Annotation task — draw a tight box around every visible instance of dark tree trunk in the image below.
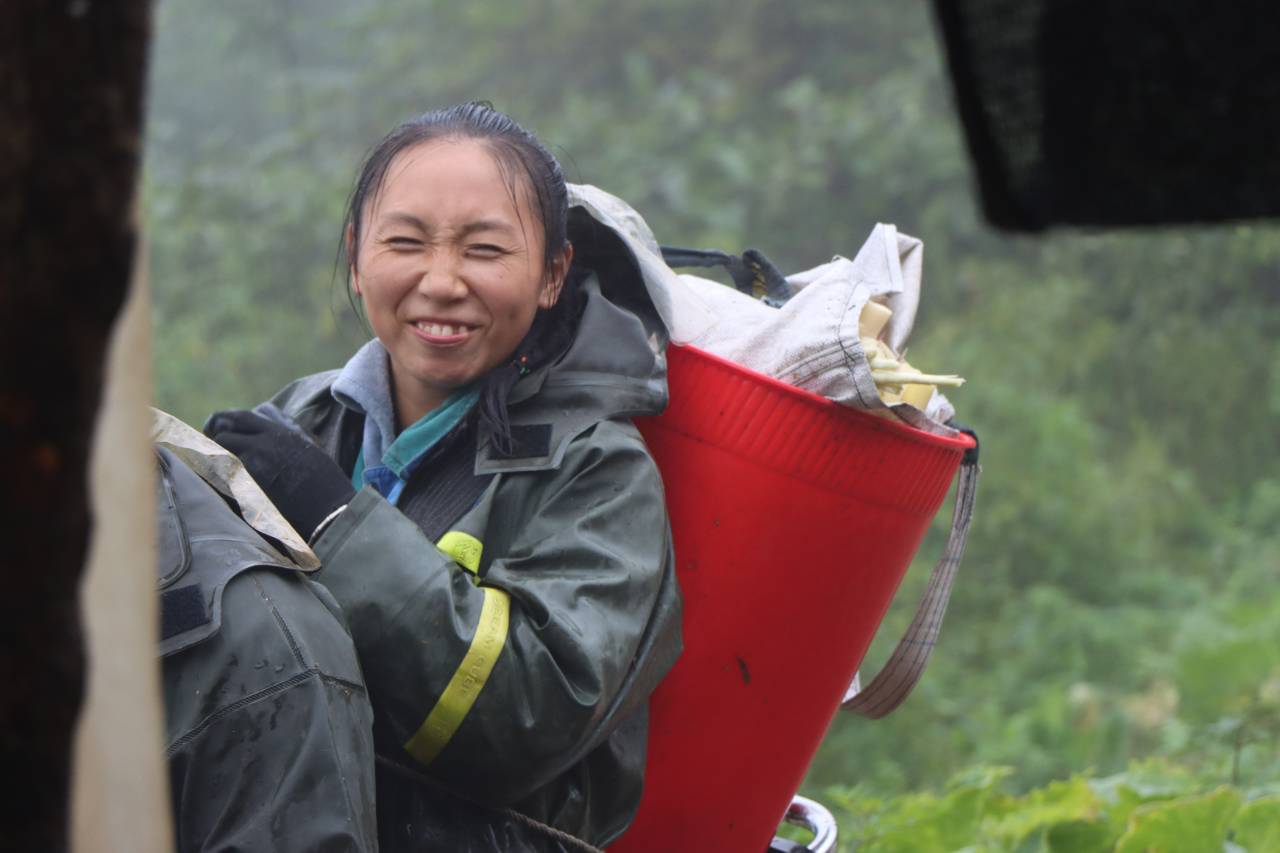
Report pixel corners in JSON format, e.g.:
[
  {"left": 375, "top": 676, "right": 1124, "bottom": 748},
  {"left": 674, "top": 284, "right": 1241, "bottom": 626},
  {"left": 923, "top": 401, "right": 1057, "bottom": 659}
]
[{"left": 0, "top": 2, "right": 152, "bottom": 848}]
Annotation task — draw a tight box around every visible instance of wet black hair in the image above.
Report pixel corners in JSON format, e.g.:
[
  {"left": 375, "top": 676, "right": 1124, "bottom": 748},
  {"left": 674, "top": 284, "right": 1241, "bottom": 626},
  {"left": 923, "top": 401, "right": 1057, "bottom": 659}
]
[{"left": 340, "top": 101, "right": 582, "bottom": 454}]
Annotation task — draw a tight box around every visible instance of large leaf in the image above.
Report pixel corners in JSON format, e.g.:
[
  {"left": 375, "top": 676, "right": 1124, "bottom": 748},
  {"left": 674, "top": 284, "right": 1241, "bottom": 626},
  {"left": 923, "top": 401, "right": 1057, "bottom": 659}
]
[
  {"left": 1115, "top": 788, "right": 1242, "bottom": 853},
  {"left": 1231, "top": 797, "right": 1280, "bottom": 853},
  {"left": 983, "top": 777, "right": 1102, "bottom": 846}
]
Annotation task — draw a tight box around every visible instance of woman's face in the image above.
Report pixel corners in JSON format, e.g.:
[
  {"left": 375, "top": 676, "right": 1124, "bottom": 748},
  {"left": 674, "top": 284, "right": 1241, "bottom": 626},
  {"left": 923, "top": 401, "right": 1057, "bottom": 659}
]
[{"left": 352, "top": 138, "right": 568, "bottom": 424}]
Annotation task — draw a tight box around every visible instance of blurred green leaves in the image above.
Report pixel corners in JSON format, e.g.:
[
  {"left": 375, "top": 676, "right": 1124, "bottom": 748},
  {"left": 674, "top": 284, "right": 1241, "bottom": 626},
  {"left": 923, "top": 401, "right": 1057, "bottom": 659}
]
[{"left": 827, "top": 764, "right": 1280, "bottom": 852}]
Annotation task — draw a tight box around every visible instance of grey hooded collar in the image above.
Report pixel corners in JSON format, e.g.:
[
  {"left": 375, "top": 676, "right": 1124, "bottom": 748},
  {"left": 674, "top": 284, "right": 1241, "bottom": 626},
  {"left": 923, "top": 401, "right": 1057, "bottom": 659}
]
[
  {"left": 473, "top": 186, "right": 677, "bottom": 474},
  {"left": 331, "top": 338, "right": 400, "bottom": 471}
]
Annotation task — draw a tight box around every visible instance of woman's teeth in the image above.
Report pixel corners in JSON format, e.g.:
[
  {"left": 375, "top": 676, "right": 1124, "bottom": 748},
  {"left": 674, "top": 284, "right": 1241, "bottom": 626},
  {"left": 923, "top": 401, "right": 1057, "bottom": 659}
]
[{"left": 417, "top": 322, "right": 468, "bottom": 337}]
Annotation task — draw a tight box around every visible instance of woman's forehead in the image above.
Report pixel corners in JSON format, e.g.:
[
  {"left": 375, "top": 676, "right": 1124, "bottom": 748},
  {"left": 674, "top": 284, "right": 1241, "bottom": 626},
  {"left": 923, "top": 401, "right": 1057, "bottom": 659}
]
[{"left": 372, "top": 138, "right": 535, "bottom": 229}]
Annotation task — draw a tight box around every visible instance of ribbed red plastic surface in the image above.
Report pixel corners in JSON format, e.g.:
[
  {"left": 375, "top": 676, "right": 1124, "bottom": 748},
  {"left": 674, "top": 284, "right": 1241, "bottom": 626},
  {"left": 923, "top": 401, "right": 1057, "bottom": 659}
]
[{"left": 612, "top": 344, "right": 973, "bottom": 852}]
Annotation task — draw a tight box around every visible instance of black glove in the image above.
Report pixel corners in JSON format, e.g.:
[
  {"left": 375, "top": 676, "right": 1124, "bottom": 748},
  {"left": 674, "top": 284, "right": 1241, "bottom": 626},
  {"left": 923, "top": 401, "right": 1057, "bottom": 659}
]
[{"left": 204, "top": 409, "right": 356, "bottom": 540}]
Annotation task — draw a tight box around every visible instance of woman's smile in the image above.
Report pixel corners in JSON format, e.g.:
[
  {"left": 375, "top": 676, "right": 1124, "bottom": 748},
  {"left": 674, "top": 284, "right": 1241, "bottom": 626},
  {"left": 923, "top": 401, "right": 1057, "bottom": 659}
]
[{"left": 410, "top": 319, "right": 478, "bottom": 345}]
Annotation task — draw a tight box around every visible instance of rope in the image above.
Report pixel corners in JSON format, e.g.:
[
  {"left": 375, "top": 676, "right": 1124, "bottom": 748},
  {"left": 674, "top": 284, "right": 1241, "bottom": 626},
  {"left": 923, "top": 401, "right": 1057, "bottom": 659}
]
[{"left": 374, "top": 755, "right": 605, "bottom": 853}]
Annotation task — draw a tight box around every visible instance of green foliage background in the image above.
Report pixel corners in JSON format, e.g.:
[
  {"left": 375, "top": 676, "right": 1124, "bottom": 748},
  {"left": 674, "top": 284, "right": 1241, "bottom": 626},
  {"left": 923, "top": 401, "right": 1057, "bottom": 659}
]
[{"left": 147, "top": 1, "right": 1280, "bottom": 848}]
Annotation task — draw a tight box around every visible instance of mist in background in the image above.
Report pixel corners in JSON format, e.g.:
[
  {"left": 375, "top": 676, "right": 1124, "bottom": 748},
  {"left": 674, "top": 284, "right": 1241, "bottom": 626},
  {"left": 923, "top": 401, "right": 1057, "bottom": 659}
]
[{"left": 145, "top": 0, "right": 1280, "bottom": 833}]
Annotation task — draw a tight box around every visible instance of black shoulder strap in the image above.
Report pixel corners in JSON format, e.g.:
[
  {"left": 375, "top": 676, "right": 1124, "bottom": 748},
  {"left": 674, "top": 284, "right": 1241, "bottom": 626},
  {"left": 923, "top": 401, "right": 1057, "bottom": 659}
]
[{"left": 661, "top": 245, "right": 792, "bottom": 307}]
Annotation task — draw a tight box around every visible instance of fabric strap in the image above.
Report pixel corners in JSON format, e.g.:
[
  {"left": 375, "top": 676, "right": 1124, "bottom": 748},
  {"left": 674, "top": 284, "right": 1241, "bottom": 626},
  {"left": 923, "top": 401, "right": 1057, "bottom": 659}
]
[{"left": 842, "top": 454, "right": 980, "bottom": 718}]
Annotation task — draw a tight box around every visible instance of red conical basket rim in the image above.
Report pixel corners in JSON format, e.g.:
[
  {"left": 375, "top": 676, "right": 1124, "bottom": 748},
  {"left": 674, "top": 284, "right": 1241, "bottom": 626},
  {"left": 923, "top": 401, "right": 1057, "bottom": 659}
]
[{"left": 664, "top": 343, "right": 976, "bottom": 453}]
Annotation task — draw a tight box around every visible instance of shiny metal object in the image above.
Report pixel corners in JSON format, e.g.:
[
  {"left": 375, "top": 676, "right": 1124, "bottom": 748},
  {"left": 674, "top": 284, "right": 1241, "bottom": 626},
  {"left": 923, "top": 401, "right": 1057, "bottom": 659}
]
[{"left": 769, "top": 794, "right": 838, "bottom": 853}]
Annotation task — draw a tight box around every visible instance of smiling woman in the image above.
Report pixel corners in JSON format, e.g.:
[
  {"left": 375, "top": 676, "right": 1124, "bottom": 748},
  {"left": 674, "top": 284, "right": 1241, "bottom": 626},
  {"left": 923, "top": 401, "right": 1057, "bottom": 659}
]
[
  {"left": 351, "top": 137, "right": 571, "bottom": 427},
  {"left": 204, "top": 102, "right": 682, "bottom": 852}
]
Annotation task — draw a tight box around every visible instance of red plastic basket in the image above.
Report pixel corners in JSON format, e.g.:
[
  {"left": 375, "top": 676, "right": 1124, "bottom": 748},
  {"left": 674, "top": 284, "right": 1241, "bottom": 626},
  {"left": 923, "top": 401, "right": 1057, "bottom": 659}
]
[{"left": 613, "top": 343, "right": 975, "bottom": 851}]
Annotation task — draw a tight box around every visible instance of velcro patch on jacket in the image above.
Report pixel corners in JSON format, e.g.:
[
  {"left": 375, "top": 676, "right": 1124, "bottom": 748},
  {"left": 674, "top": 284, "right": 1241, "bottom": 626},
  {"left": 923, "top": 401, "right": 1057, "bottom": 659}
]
[
  {"left": 490, "top": 424, "right": 552, "bottom": 460},
  {"left": 160, "top": 585, "right": 209, "bottom": 641}
]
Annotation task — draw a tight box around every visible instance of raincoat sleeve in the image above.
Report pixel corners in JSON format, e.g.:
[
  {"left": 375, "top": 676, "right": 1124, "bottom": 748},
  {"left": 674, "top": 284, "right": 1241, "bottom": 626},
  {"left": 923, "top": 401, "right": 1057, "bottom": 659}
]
[
  {"left": 309, "top": 418, "right": 682, "bottom": 805},
  {"left": 163, "top": 570, "right": 378, "bottom": 852}
]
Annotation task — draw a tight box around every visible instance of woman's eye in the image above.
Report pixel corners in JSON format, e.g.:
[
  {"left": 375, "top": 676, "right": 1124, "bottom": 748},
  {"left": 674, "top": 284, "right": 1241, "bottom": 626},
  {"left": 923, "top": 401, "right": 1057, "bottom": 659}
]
[
  {"left": 385, "top": 236, "right": 421, "bottom": 248},
  {"left": 468, "top": 244, "right": 506, "bottom": 259}
]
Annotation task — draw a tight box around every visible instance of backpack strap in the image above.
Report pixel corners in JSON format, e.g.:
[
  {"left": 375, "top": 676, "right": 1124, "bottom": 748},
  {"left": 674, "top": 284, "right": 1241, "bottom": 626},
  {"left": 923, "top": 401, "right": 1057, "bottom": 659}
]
[
  {"left": 661, "top": 245, "right": 792, "bottom": 307},
  {"left": 842, "top": 428, "right": 980, "bottom": 718}
]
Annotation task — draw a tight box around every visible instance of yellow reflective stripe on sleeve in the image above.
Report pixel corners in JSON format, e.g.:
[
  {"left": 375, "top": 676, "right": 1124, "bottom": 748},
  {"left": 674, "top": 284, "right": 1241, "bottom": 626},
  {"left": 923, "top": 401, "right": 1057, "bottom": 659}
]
[
  {"left": 403, "top": 585, "right": 510, "bottom": 765},
  {"left": 436, "top": 530, "right": 483, "bottom": 575}
]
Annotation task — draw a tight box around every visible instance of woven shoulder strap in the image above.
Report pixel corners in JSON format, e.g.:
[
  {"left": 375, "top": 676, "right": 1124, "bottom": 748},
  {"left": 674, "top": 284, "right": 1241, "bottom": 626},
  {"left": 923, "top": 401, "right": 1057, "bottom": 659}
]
[{"left": 843, "top": 449, "right": 980, "bottom": 719}]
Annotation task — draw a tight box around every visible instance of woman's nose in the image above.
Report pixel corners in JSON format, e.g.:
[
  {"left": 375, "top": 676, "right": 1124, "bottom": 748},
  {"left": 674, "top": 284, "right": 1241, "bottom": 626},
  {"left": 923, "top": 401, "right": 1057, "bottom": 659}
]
[{"left": 415, "top": 256, "right": 467, "bottom": 300}]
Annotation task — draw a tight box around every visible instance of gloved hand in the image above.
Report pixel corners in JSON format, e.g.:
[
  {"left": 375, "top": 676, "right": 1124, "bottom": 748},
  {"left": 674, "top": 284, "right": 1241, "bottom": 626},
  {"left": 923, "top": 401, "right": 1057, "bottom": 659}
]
[{"left": 204, "top": 409, "right": 356, "bottom": 540}]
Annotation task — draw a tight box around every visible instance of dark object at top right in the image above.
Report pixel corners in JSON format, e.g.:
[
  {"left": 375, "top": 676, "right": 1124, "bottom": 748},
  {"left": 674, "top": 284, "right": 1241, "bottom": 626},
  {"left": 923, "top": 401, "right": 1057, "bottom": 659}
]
[{"left": 931, "top": 0, "right": 1280, "bottom": 231}]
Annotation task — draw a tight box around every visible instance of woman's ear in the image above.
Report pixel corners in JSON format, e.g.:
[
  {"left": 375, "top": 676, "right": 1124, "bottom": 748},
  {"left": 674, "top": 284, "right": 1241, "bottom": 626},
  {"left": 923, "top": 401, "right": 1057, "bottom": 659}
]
[{"left": 538, "top": 242, "right": 573, "bottom": 309}]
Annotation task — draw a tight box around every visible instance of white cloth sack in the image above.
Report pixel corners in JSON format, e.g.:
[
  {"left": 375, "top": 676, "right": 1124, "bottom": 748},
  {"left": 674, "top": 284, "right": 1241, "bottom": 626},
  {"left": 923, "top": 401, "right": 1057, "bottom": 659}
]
[{"left": 567, "top": 184, "right": 957, "bottom": 435}]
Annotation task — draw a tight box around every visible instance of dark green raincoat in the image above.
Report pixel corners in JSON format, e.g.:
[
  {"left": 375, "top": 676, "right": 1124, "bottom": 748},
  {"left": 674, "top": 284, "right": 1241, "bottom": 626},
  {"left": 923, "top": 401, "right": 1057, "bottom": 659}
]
[
  {"left": 268, "top": 195, "right": 684, "bottom": 850},
  {"left": 156, "top": 446, "right": 378, "bottom": 852}
]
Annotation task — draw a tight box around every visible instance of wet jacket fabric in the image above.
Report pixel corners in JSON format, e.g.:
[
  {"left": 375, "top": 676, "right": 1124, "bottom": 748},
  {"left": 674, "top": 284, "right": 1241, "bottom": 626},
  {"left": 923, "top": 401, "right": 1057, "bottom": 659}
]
[
  {"left": 268, "top": 196, "right": 684, "bottom": 850},
  {"left": 156, "top": 446, "right": 378, "bottom": 852}
]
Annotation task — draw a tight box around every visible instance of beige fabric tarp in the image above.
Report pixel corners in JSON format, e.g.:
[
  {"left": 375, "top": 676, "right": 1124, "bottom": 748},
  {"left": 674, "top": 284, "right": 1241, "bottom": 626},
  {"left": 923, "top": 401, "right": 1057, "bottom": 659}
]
[
  {"left": 567, "top": 184, "right": 956, "bottom": 435},
  {"left": 150, "top": 411, "right": 319, "bottom": 571}
]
